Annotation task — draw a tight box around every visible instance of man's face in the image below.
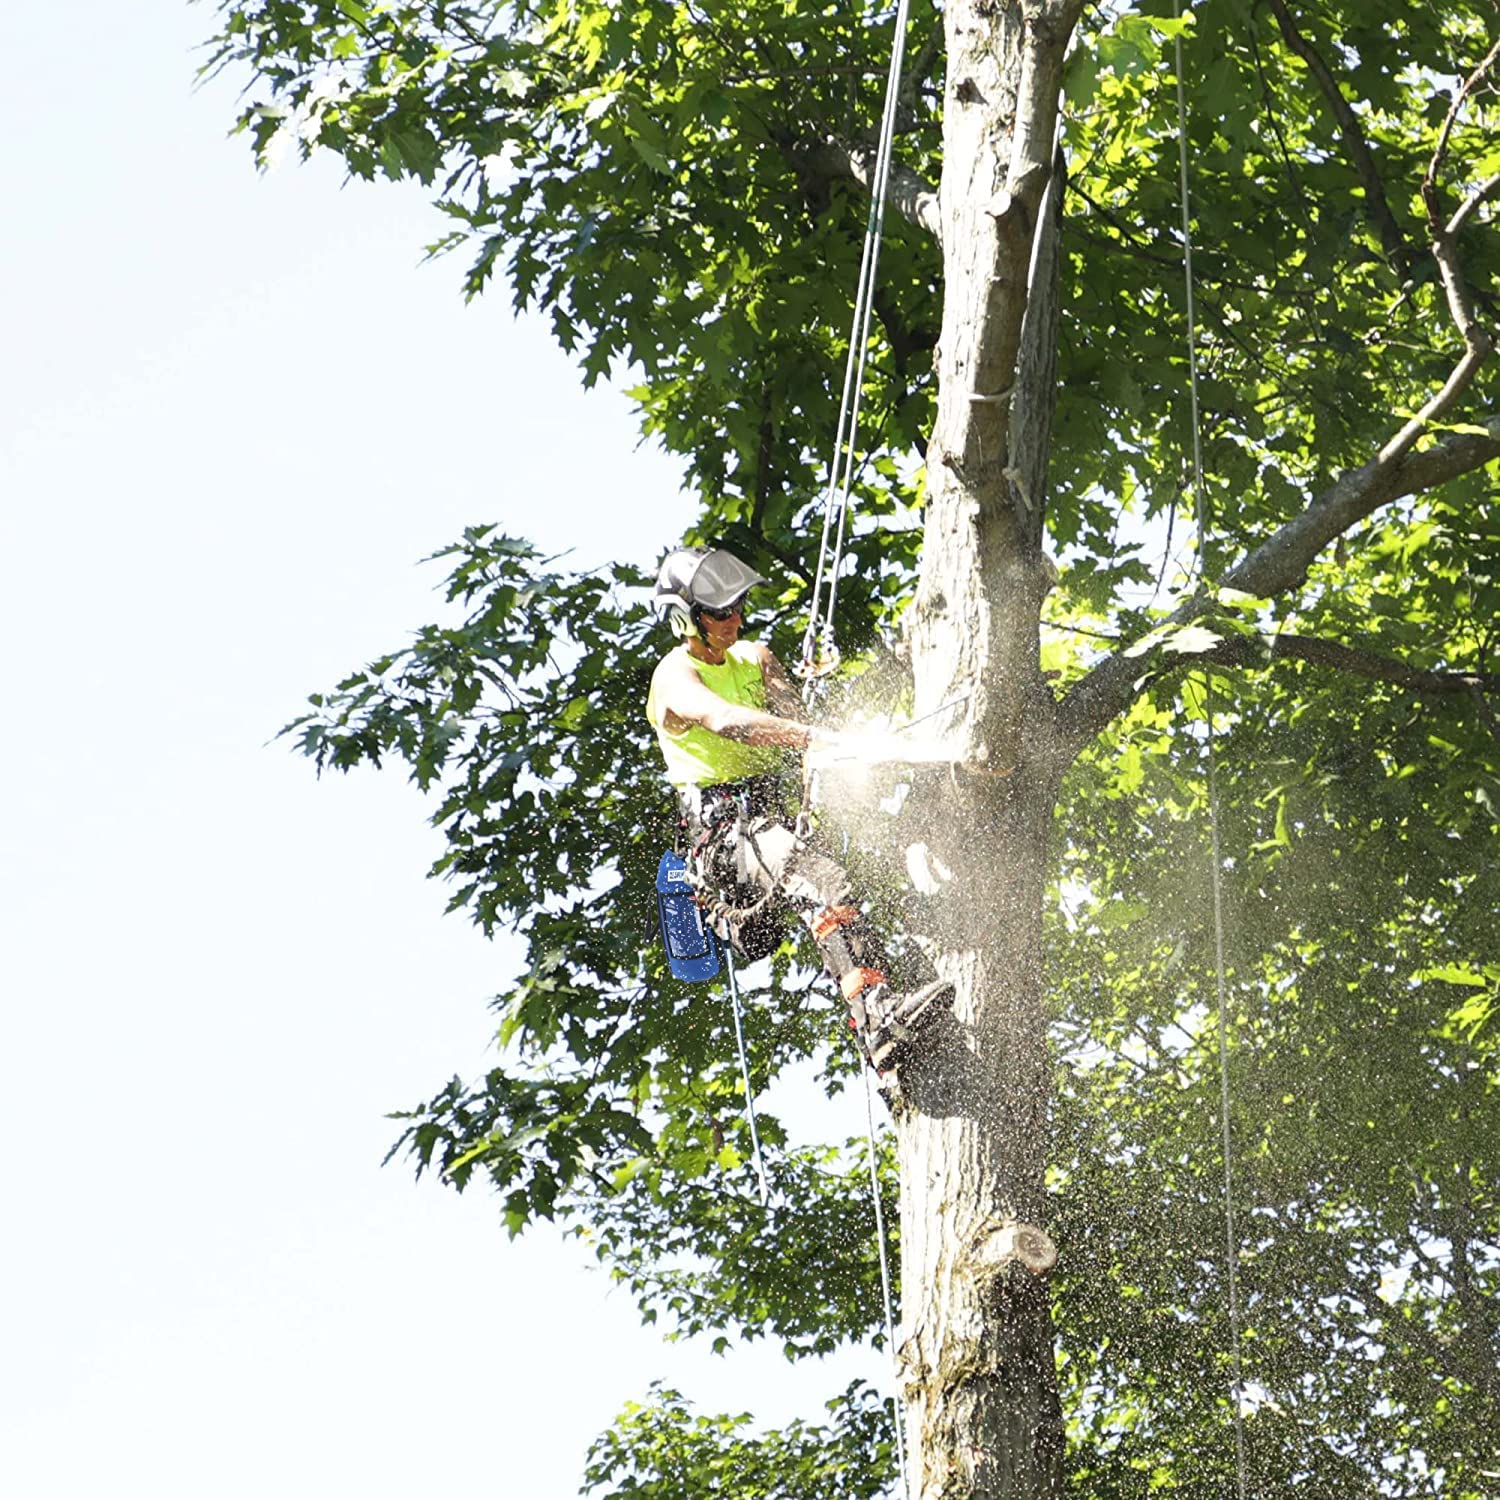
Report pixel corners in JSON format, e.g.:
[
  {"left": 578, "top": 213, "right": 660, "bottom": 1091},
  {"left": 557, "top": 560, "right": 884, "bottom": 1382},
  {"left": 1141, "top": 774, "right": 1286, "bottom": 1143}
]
[{"left": 698, "top": 596, "right": 745, "bottom": 651}]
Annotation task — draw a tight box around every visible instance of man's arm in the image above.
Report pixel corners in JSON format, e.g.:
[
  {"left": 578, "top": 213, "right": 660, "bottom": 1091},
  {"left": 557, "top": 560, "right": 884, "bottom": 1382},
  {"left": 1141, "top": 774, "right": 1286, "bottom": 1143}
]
[
  {"left": 754, "top": 644, "right": 808, "bottom": 722},
  {"left": 656, "top": 649, "right": 814, "bottom": 749}
]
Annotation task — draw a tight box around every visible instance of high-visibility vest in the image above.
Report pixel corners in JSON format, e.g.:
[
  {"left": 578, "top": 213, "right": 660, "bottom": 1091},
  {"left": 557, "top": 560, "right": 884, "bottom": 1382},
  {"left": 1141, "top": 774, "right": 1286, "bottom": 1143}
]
[{"left": 645, "top": 641, "right": 786, "bottom": 788}]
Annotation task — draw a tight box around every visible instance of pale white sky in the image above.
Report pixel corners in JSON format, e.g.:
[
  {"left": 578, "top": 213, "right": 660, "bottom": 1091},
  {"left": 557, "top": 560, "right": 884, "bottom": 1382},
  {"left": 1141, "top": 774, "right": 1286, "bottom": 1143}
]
[{"left": 0, "top": 4, "right": 880, "bottom": 1496}]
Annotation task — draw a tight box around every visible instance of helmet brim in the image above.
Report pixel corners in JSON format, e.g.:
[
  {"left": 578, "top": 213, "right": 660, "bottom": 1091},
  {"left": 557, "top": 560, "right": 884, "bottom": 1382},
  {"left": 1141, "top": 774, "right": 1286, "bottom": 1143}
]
[{"left": 691, "top": 550, "right": 767, "bottom": 610}]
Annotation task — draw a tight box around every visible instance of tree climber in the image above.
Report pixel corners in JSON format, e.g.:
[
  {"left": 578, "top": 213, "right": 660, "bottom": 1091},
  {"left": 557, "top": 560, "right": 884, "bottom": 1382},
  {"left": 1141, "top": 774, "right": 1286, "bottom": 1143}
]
[{"left": 647, "top": 545, "right": 954, "bottom": 1082}]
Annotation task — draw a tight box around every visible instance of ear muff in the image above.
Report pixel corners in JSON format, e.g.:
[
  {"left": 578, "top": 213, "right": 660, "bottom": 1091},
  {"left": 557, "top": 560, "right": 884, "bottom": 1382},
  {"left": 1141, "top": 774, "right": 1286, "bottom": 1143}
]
[{"left": 666, "top": 601, "right": 698, "bottom": 639}]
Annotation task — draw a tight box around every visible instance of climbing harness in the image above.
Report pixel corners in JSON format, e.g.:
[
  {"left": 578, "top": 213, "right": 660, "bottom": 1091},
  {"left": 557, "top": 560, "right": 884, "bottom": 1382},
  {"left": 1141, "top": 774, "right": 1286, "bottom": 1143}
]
[
  {"left": 684, "top": 778, "right": 792, "bottom": 962},
  {"left": 1173, "top": 8, "right": 1250, "bottom": 1495},
  {"left": 800, "top": 0, "right": 915, "bottom": 682}
]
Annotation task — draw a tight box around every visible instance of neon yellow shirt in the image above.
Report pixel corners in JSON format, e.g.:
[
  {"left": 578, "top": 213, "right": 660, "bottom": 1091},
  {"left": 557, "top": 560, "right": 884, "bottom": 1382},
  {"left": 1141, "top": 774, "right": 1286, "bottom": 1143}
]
[{"left": 645, "top": 641, "right": 787, "bottom": 788}]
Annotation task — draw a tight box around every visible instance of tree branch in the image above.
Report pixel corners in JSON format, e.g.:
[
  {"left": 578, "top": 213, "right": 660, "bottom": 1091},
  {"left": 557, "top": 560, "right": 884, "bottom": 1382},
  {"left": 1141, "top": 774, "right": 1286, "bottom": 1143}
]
[
  {"left": 1056, "top": 411, "right": 1500, "bottom": 753},
  {"left": 1343, "top": 1261, "right": 1500, "bottom": 1413},
  {"left": 795, "top": 136, "right": 943, "bottom": 242},
  {"left": 1273, "top": 634, "right": 1500, "bottom": 694},
  {"left": 1225, "top": 416, "right": 1500, "bottom": 601},
  {"left": 1008, "top": 144, "right": 1065, "bottom": 546},
  {"left": 898, "top": 17, "right": 945, "bottom": 128},
  {"left": 1207, "top": 631, "right": 1500, "bottom": 696},
  {"left": 871, "top": 287, "right": 938, "bottom": 374},
  {"left": 721, "top": 520, "right": 812, "bottom": 588},
  {"left": 1425, "top": 39, "right": 1500, "bottom": 206},
  {"left": 1471, "top": 682, "right": 1500, "bottom": 744},
  {"left": 1448, "top": 172, "right": 1500, "bottom": 241},
  {"left": 1420, "top": 40, "right": 1500, "bottom": 371},
  {"left": 1264, "top": 0, "right": 1413, "bottom": 275}
]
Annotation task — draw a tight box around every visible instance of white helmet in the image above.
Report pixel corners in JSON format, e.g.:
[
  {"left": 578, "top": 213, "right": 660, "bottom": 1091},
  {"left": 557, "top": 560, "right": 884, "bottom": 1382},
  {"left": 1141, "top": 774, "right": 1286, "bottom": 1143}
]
[{"left": 653, "top": 547, "right": 767, "bottom": 638}]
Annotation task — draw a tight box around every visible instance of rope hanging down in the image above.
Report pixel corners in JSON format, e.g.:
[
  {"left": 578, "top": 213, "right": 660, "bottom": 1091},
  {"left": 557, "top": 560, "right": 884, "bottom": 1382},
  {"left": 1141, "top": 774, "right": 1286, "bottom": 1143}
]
[
  {"left": 722, "top": 948, "right": 772, "bottom": 1207},
  {"left": 800, "top": 0, "right": 914, "bottom": 680},
  {"left": 795, "top": 12, "right": 921, "bottom": 1489},
  {"left": 862, "top": 1064, "right": 911, "bottom": 1499},
  {"left": 1173, "top": 10, "right": 1250, "bottom": 1496}
]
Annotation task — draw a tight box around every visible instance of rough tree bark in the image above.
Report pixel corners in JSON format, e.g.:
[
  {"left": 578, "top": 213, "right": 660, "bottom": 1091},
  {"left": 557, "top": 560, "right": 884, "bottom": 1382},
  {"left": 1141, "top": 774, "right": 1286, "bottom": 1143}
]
[{"left": 897, "top": 3, "right": 1085, "bottom": 1495}]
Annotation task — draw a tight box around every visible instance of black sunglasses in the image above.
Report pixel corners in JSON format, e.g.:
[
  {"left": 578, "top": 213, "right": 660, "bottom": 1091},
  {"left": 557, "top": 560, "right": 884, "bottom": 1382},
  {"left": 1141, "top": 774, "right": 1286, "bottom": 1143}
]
[{"left": 698, "top": 597, "right": 746, "bottom": 621}]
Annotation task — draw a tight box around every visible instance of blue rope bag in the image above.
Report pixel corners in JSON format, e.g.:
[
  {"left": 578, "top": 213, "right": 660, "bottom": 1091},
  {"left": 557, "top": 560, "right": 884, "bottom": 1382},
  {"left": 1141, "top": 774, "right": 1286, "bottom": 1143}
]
[{"left": 655, "top": 850, "right": 721, "bottom": 982}]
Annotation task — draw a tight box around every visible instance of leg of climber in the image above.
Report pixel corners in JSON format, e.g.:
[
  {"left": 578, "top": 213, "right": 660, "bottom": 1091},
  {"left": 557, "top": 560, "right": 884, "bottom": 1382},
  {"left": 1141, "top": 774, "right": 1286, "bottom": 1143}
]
[
  {"left": 808, "top": 903, "right": 952, "bottom": 1074},
  {"left": 730, "top": 813, "right": 954, "bottom": 1076}
]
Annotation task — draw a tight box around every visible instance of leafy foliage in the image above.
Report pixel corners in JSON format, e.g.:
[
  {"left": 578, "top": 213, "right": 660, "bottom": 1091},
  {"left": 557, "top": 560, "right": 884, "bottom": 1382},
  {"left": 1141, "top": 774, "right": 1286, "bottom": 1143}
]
[
  {"left": 1056, "top": 0, "right": 1500, "bottom": 607},
  {"left": 202, "top": 0, "right": 937, "bottom": 642},
  {"left": 1050, "top": 648, "right": 1499, "bottom": 1493},
  {"left": 582, "top": 1382, "right": 899, "bottom": 1499},
  {"left": 283, "top": 529, "right": 1498, "bottom": 1494},
  {"left": 213, "top": 0, "right": 1500, "bottom": 1492}
]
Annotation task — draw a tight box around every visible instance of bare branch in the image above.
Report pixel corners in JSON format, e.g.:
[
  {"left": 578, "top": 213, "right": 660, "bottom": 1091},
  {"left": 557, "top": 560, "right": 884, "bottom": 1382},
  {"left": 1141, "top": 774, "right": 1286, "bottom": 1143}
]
[
  {"left": 1320, "top": 48, "right": 1500, "bottom": 503},
  {"left": 1373, "top": 339, "right": 1493, "bottom": 475},
  {"left": 1062, "top": 626, "right": 1499, "bottom": 755},
  {"left": 1009, "top": 145, "right": 1065, "bottom": 545},
  {"left": 1425, "top": 39, "right": 1500, "bottom": 207},
  {"left": 1447, "top": 172, "right": 1500, "bottom": 240},
  {"left": 1418, "top": 44, "right": 1500, "bottom": 384},
  {"left": 1225, "top": 417, "right": 1500, "bottom": 601},
  {"left": 1055, "top": 412, "right": 1500, "bottom": 752},
  {"left": 898, "top": 17, "right": 945, "bottom": 125},
  {"left": 1265, "top": 0, "right": 1413, "bottom": 274},
  {"left": 1208, "top": 631, "right": 1500, "bottom": 696},
  {"left": 796, "top": 136, "right": 943, "bottom": 242},
  {"left": 871, "top": 286, "right": 939, "bottom": 372}
]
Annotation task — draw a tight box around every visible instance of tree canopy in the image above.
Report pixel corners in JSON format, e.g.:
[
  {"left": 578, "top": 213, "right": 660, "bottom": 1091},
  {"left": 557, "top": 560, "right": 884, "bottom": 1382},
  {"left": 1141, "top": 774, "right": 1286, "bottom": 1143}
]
[{"left": 206, "top": 0, "right": 1500, "bottom": 1493}]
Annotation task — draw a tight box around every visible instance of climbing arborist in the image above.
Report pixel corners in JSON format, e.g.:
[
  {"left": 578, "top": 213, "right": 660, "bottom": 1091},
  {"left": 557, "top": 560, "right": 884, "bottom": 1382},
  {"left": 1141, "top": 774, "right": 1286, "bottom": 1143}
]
[{"left": 646, "top": 544, "right": 953, "bottom": 1083}]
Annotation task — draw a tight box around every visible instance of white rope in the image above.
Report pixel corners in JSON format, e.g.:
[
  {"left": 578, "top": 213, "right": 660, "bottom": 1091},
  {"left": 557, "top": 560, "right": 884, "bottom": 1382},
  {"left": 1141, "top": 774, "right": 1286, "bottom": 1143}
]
[
  {"left": 1173, "top": 21, "right": 1208, "bottom": 560},
  {"left": 726, "top": 957, "right": 908, "bottom": 1492},
  {"left": 801, "top": 0, "right": 914, "bottom": 678},
  {"left": 1205, "top": 678, "right": 1248, "bottom": 1499},
  {"left": 863, "top": 1063, "right": 910, "bottom": 1500},
  {"left": 723, "top": 947, "right": 771, "bottom": 1207},
  {"left": 1174, "top": 10, "right": 1249, "bottom": 1493}
]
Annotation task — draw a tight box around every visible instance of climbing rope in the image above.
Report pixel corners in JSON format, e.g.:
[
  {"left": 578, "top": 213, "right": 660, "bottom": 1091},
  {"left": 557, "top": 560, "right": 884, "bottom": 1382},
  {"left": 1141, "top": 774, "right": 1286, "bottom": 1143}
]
[
  {"left": 722, "top": 931, "right": 909, "bottom": 1494},
  {"left": 1173, "top": 17, "right": 1208, "bottom": 569},
  {"left": 801, "top": 0, "right": 915, "bottom": 681},
  {"left": 722, "top": 946, "right": 772, "bottom": 1207},
  {"left": 862, "top": 1063, "right": 911, "bottom": 1499},
  {"left": 1204, "top": 675, "right": 1248, "bottom": 1498},
  {"left": 1174, "top": 10, "right": 1250, "bottom": 1495},
  {"left": 793, "top": 37, "right": 927, "bottom": 1463}
]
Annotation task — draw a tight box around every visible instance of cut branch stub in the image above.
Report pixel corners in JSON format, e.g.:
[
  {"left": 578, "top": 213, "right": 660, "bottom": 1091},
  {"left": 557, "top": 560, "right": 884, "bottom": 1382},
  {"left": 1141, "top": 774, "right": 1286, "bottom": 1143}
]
[{"left": 993, "top": 1221, "right": 1059, "bottom": 1278}]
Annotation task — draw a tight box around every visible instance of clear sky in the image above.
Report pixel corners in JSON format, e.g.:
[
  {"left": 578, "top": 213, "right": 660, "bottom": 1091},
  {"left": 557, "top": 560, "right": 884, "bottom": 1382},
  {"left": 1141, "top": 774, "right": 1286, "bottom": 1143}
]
[{"left": 1, "top": 4, "right": 879, "bottom": 1495}]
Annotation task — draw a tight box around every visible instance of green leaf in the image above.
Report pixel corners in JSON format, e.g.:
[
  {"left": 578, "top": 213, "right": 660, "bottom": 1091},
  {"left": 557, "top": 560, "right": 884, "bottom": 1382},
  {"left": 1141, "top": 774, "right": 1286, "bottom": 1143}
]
[{"left": 1413, "top": 963, "right": 1490, "bottom": 988}]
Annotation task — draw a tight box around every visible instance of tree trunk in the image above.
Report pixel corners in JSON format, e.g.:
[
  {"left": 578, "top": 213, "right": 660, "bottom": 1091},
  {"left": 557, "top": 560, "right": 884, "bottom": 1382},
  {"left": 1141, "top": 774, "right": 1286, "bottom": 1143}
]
[
  {"left": 895, "top": 778, "right": 1064, "bottom": 1497},
  {"left": 897, "top": 2, "right": 1081, "bottom": 1494}
]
